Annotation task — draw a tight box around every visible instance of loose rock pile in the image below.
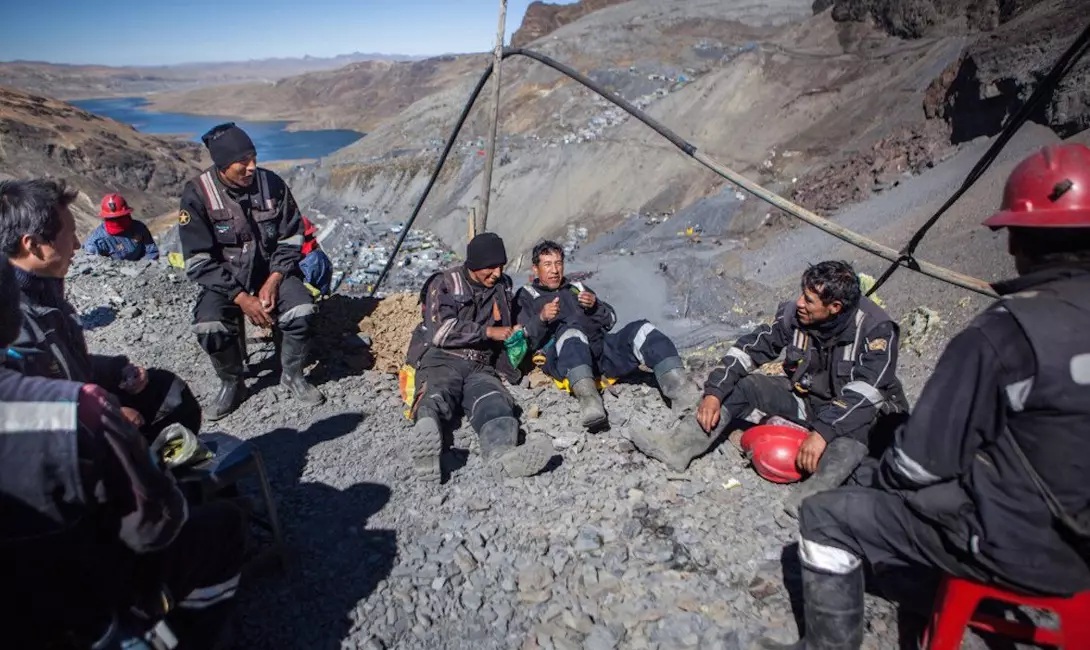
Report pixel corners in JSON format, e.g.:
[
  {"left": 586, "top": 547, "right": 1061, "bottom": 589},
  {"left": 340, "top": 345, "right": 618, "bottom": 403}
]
[{"left": 67, "top": 254, "right": 931, "bottom": 650}]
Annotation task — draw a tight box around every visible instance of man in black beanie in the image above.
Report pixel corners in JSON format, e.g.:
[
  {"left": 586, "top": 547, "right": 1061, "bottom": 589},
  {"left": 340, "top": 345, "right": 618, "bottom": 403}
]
[
  {"left": 178, "top": 122, "right": 324, "bottom": 420},
  {"left": 404, "top": 232, "right": 555, "bottom": 483}
]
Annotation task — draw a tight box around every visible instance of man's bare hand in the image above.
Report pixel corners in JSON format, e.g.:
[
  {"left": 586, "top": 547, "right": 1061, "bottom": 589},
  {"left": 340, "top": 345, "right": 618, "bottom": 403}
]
[
  {"left": 235, "top": 293, "right": 273, "bottom": 329},
  {"left": 486, "top": 326, "right": 515, "bottom": 341},
  {"left": 577, "top": 291, "right": 597, "bottom": 309},
  {"left": 796, "top": 432, "right": 828, "bottom": 474},
  {"left": 540, "top": 297, "right": 560, "bottom": 322},
  {"left": 696, "top": 394, "right": 722, "bottom": 433},
  {"left": 119, "top": 364, "right": 149, "bottom": 394},
  {"left": 258, "top": 272, "right": 283, "bottom": 314},
  {"left": 120, "top": 406, "right": 145, "bottom": 429}
]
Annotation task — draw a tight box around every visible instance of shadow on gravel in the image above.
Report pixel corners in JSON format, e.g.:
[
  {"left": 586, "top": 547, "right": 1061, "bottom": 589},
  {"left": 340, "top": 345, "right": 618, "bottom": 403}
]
[
  {"left": 79, "top": 305, "right": 116, "bottom": 330},
  {"left": 309, "top": 294, "right": 381, "bottom": 386},
  {"left": 238, "top": 413, "right": 396, "bottom": 649}
]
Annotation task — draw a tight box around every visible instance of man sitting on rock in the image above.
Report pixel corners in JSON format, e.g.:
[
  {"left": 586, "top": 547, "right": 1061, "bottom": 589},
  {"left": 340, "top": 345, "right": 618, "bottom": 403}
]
[
  {"left": 83, "top": 192, "right": 160, "bottom": 261},
  {"left": 0, "top": 178, "right": 202, "bottom": 442},
  {"left": 515, "top": 240, "right": 700, "bottom": 430},
  {"left": 768, "top": 144, "right": 1090, "bottom": 650},
  {"left": 179, "top": 122, "right": 324, "bottom": 420},
  {"left": 406, "top": 232, "right": 554, "bottom": 483},
  {"left": 300, "top": 216, "right": 334, "bottom": 296}
]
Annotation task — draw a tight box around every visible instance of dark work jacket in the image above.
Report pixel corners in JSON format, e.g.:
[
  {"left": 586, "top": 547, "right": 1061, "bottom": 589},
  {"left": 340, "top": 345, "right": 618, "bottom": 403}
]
[
  {"left": 703, "top": 298, "right": 908, "bottom": 442},
  {"left": 179, "top": 167, "right": 304, "bottom": 300},
  {"left": 6, "top": 267, "right": 129, "bottom": 393},
  {"left": 406, "top": 266, "right": 519, "bottom": 383},
  {"left": 0, "top": 367, "right": 186, "bottom": 645},
  {"left": 879, "top": 267, "right": 1090, "bottom": 596},
  {"left": 514, "top": 278, "right": 618, "bottom": 355}
]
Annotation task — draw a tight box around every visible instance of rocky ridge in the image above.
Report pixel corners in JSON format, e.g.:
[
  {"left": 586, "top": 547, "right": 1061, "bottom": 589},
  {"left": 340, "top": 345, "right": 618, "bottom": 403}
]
[{"left": 512, "top": 0, "right": 633, "bottom": 47}]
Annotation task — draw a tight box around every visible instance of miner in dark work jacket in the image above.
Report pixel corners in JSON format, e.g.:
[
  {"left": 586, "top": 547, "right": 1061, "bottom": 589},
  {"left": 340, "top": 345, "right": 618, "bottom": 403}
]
[
  {"left": 766, "top": 144, "right": 1090, "bottom": 650},
  {"left": 179, "top": 123, "right": 324, "bottom": 420},
  {"left": 405, "top": 233, "right": 554, "bottom": 483}
]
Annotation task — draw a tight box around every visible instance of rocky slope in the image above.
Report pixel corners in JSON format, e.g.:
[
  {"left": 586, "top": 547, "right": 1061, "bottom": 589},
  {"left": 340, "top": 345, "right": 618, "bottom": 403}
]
[
  {"left": 511, "top": 0, "right": 633, "bottom": 46},
  {"left": 0, "top": 85, "right": 206, "bottom": 235}
]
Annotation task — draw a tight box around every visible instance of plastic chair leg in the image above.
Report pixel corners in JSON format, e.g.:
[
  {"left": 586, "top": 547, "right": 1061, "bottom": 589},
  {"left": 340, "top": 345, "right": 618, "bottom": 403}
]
[{"left": 925, "top": 582, "right": 979, "bottom": 650}]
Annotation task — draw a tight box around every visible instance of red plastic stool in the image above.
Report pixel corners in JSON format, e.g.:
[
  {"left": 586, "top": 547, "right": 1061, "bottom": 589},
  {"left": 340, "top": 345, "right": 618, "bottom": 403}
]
[{"left": 924, "top": 575, "right": 1090, "bottom": 649}]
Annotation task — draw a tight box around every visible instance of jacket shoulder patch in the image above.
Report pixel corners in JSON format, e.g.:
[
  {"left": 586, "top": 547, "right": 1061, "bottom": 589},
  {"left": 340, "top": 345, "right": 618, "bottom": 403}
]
[
  {"left": 868, "top": 338, "right": 888, "bottom": 352},
  {"left": 179, "top": 210, "right": 191, "bottom": 226}
]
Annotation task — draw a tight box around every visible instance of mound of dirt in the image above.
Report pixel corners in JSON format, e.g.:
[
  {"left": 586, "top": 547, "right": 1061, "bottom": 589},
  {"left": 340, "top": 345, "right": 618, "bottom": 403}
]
[{"left": 357, "top": 292, "right": 420, "bottom": 374}]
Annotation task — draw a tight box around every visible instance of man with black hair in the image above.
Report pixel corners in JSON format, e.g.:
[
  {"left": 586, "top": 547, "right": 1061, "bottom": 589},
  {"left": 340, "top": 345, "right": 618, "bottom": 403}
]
[
  {"left": 515, "top": 240, "right": 700, "bottom": 431},
  {"left": 0, "top": 252, "right": 247, "bottom": 650},
  {"left": 631, "top": 260, "right": 908, "bottom": 487},
  {"left": 179, "top": 122, "right": 323, "bottom": 420},
  {"left": 764, "top": 145, "right": 1090, "bottom": 650},
  {"left": 406, "top": 232, "right": 555, "bottom": 483},
  {"left": 1, "top": 178, "right": 202, "bottom": 442}
]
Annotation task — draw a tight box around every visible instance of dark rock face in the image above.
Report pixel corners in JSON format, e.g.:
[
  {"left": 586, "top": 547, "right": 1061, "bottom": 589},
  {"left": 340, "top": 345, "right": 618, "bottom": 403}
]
[{"left": 511, "top": 0, "right": 631, "bottom": 47}]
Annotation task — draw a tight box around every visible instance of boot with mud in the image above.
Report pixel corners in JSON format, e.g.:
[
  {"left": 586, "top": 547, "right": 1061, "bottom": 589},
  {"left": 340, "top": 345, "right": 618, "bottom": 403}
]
[
  {"left": 654, "top": 360, "right": 702, "bottom": 416},
  {"left": 782, "top": 437, "right": 868, "bottom": 521},
  {"left": 409, "top": 414, "right": 443, "bottom": 483},
  {"left": 479, "top": 417, "right": 555, "bottom": 478},
  {"left": 759, "top": 563, "right": 864, "bottom": 650},
  {"left": 571, "top": 377, "right": 608, "bottom": 431},
  {"left": 627, "top": 415, "right": 720, "bottom": 472},
  {"left": 279, "top": 335, "right": 325, "bottom": 406},
  {"left": 206, "top": 346, "right": 247, "bottom": 422}
]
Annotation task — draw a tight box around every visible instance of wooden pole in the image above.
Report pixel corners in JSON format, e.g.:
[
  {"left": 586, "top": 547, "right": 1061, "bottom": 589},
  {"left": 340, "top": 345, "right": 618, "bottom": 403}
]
[{"left": 476, "top": 0, "right": 507, "bottom": 234}]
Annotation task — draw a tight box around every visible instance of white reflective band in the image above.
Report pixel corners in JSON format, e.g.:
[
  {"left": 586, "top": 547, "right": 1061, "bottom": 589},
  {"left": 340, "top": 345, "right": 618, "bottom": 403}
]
[
  {"left": 1071, "top": 354, "right": 1090, "bottom": 385},
  {"left": 521, "top": 285, "right": 540, "bottom": 299},
  {"left": 632, "top": 322, "right": 657, "bottom": 366},
  {"left": 278, "top": 303, "right": 316, "bottom": 324},
  {"left": 199, "top": 172, "right": 224, "bottom": 211},
  {"left": 793, "top": 395, "right": 807, "bottom": 421},
  {"left": 184, "top": 252, "right": 211, "bottom": 272},
  {"left": 835, "top": 330, "right": 897, "bottom": 426},
  {"left": 1005, "top": 377, "right": 1034, "bottom": 412},
  {"left": 279, "top": 234, "right": 304, "bottom": 247},
  {"left": 843, "top": 381, "right": 884, "bottom": 406},
  {"left": 434, "top": 319, "right": 457, "bottom": 346},
  {"left": 572, "top": 282, "right": 586, "bottom": 292},
  {"left": 725, "top": 347, "right": 756, "bottom": 373},
  {"left": 179, "top": 574, "right": 240, "bottom": 610},
  {"left": 450, "top": 271, "right": 465, "bottom": 295},
  {"left": 846, "top": 309, "right": 866, "bottom": 361},
  {"left": 556, "top": 328, "right": 589, "bottom": 355},
  {"left": 744, "top": 408, "right": 767, "bottom": 425},
  {"left": 193, "top": 322, "right": 229, "bottom": 335},
  {"left": 0, "top": 402, "right": 77, "bottom": 434},
  {"left": 469, "top": 390, "right": 504, "bottom": 419},
  {"left": 257, "top": 171, "right": 274, "bottom": 210},
  {"left": 890, "top": 446, "right": 941, "bottom": 486},
  {"left": 799, "top": 537, "right": 861, "bottom": 574}
]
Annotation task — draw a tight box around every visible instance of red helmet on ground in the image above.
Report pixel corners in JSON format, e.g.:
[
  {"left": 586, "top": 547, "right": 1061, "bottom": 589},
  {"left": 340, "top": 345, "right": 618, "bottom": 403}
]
[
  {"left": 743, "top": 424, "right": 808, "bottom": 484},
  {"left": 983, "top": 143, "right": 1090, "bottom": 229},
  {"left": 99, "top": 193, "right": 132, "bottom": 219},
  {"left": 302, "top": 216, "right": 318, "bottom": 238}
]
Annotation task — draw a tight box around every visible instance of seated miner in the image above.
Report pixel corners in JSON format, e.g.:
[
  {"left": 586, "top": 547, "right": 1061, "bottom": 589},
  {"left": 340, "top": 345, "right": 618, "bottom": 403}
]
[
  {"left": 0, "top": 178, "right": 201, "bottom": 441},
  {"left": 300, "top": 216, "right": 334, "bottom": 296},
  {"left": 515, "top": 240, "right": 700, "bottom": 430},
  {"left": 83, "top": 192, "right": 160, "bottom": 261},
  {"left": 406, "top": 232, "right": 554, "bottom": 483},
  {"left": 0, "top": 254, "right": 247, "bottom": 650},
  {"left": 180, "top": 122, "right": 324, "bottom": 420},
  {"left": 650, "top": 261, "right": 908, "bottom": 487},
  {"left": 770, "top": 144, "right": 1090, "bottom": 650}
]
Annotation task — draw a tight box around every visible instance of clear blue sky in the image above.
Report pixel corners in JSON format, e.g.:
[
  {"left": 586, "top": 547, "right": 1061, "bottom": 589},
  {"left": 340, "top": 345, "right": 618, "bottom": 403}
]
[{"left": 0, "top": 0, "right": 576, "bottom": 66}]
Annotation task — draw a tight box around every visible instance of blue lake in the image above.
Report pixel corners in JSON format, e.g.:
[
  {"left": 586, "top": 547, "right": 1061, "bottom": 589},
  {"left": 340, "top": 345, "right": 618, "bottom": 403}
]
[{"left": 71, "top": 97, "right": 363, "bottom": 162}]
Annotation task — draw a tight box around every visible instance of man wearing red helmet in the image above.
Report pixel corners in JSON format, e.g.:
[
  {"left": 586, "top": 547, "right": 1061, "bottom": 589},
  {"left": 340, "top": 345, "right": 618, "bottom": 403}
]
[
  {"left": 768, "top": 143, "right": 1090, "bottom": 650},
  {"left": 299, "top": 216, "right": 333, "bottom": 296},
  {"left": 83, "top": 193, "right": 159, "bottom": 261}
]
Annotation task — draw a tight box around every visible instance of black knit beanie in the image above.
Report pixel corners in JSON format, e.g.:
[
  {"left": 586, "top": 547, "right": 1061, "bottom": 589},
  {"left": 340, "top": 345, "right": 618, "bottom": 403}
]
[
  {"left": 465, "top": 233, "right": 508, "bottom": 270},
  {"left": 201, "top": 122, "right": 256, "bottom": 169}
]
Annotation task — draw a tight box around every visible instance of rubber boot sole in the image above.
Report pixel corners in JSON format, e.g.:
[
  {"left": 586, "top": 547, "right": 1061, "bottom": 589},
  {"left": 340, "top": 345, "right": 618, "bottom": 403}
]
[
  {"left": 409, "top": 418, "right": 442, "bottom": 483},
  {"left": 499, "top": 436, "right": 555, "bottom": 478},
  {"left": 627, "top": 418, "right": 717, "bottom": 472}
]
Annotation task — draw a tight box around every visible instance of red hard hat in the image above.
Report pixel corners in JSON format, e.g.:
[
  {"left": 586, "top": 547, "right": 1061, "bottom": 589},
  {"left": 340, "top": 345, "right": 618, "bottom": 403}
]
[
  {"left": 99, "top": 193, "right": 132, "bottom": 219},
  {"left": 744, "top": 424, "right": 808, "bottom": 484},
  {"left": 302, "top": 216, "right": 317, "bottom": 238},
  {"left": 983, "top": 143, "right": 1090, "bottom": 229}
]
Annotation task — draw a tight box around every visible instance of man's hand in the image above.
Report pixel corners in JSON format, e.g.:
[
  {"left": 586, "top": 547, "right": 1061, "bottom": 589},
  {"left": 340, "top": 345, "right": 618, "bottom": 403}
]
[
  {"left": 486, "top": 326, "right": 515, "bottom": 341},
  {"left": 119, "top": 364, "right": 149, "bottom": 394},
  {"left": 234, "top": 293, "right": 274, "bottom": 329},
  {"left": 696, "top": 394, "right": 722, "bottom": 433},
  {"left": 796, "top": 432, "right": 828, "bottom": 474},
  {"left": 258, "top": 272, "right": 283, "bottom": 314},
  {"left": 577, "top": 291, "right": 597, "bottom": 309},
  {"left": 540, "top": 297, "right": 561, "bottom": 322},
  {"left": 120, "top": 406, "right": 146, "bottom": 429}
]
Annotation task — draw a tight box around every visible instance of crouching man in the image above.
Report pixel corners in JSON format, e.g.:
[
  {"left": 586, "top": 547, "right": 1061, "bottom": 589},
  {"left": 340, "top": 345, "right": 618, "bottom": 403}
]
[
  {"left": 769, "top": 144, "right": 1090, "bottom": 650},
  {"left": 1, "top": 178, "right": 201, "bottom": 442},
  {"left": 515, "top": 240, "right": 701, "bottom": 430},
  {"left": 407, "top": 233, "right": 554, "bottom": 483}
]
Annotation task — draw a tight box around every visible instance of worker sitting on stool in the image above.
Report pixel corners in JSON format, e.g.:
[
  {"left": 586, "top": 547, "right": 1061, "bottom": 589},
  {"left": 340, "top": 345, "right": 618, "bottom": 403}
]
[
  {"left": 763, "top": 143, "right": 1090, "bottom": 650},
  {"left": 300, "top": 216, "right": 333, "bottom": 296},
  {"left": 515, "top": 240, "right": 701, "bottom": 432},
  {"left": 83, "top": 192, "right": 159, "bottom": 261}
]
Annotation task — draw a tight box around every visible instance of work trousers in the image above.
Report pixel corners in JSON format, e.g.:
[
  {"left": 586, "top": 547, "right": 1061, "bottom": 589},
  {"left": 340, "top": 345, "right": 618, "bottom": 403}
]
[
  {"left": 118, "top": 368, "right": 202, "bottom": 443},
  {"left": 544, "top": 320, "right": 680, "bottom": 384},
  {"left": 192, "top": 275, "right": 315, "bottom": 355},
  {"left": 414, "top": 348, "right": 515, "bottom": 434}
]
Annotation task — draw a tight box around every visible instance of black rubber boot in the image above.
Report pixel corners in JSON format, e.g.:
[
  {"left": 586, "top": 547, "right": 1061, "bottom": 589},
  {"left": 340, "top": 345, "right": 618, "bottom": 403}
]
[
  {"left": 571, "top": 377, "right": 608, "bottom": 430},
  {"left": 206, "top": 347, "right": 246, "bottom": 422},
  {"left": 782, "top": 437, "right": 868, "bottom": 521},
  {"left": 759, "top": 564, "right": 865, "bottom": 650},
  {"left": 626, "top": 415, "right": 720, "bottom": 472},
  {"left": 279, "top": 335, "right": 325, "bottom": 406},
  {"left": 654, "top": 361, "right": 702, "bottom": 416},
  {"left": 479, "top": 417, "right": 554, "bottom": 478},
  {"left": 409, "top": 415, "right": 442, "bottom": 483}
]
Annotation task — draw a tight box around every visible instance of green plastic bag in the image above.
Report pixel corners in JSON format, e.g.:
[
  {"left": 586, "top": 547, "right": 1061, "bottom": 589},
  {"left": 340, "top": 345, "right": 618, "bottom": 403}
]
[{"left": 504, "top": 329, "right": 529, "bottom": 368}]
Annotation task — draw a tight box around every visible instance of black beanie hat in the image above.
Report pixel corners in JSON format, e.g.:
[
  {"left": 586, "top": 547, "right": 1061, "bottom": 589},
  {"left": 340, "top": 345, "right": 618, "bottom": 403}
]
[
  {"left": 465, "top": 232, "right": 508, "bottom": 271},
  {"left": 201, "top": 122, "right": 256, "bottom": 169}
]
